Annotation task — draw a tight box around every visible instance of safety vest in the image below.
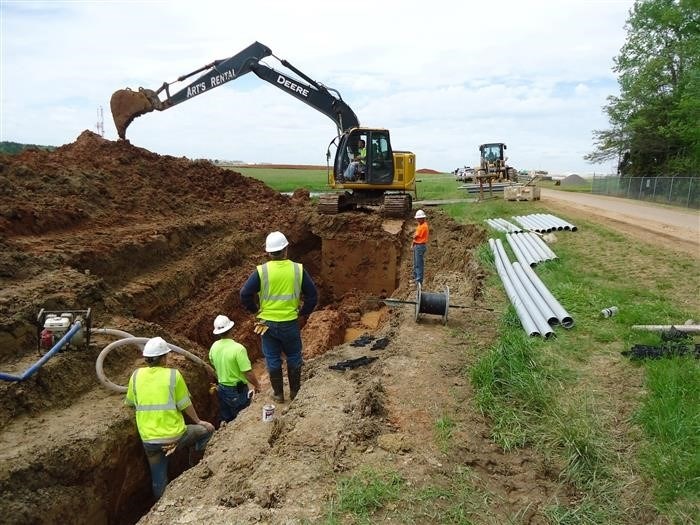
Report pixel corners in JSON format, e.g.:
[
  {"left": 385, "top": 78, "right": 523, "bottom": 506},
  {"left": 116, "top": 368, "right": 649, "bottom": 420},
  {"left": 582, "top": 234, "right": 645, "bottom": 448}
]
[
  {"left": 256, "top": 260, "right": 302, "bottom": 321},
  {"left": 125, "top": 367, "right": 191, "bottom": 443}
]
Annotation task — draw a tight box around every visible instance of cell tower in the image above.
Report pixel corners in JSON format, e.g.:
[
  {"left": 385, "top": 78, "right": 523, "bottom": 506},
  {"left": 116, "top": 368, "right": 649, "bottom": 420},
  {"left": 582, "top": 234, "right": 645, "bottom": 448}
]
[{"left": 96, "top": 106, "right": 104, "bottom": 137}]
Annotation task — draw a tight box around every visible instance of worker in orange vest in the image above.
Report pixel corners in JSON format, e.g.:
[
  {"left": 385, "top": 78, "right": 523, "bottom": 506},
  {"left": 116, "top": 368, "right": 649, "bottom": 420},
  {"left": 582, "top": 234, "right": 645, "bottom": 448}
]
[{"left": 412, "top": 210, "right": 429, "bottom": 286}]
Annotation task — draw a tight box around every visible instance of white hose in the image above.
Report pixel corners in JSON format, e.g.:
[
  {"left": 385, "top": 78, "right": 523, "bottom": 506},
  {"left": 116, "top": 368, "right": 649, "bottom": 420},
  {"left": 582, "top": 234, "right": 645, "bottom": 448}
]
[{"left": 94, "top": 330, "right": 215, "bottom": 393}]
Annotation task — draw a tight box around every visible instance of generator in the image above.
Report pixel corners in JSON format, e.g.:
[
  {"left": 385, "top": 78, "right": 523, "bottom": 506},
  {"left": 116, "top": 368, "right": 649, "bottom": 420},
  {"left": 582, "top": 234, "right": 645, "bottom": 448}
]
[{"left": 36, "top": 308, "right": 92, "bottom": 354}]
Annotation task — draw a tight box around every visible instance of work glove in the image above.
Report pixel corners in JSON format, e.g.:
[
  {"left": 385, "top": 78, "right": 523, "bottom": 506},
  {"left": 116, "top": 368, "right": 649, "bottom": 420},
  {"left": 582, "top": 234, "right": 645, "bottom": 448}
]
[
  {"left": 253, "top": 321, "right": 269, "bottom": 335},
  {"left": 209, "top": 383, "right": 218, "bottom": 395}
]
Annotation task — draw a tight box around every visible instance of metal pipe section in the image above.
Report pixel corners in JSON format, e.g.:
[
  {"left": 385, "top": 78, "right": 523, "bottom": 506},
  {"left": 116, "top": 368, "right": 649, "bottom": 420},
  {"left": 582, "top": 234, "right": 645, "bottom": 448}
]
[
  {"left": 518, "top": 261, "right": 575, "bottom": 328},
  {"left": 489, "top": 239, "right": 540, "bottom": 337},
  {"left": 0, "top": 321, "right": 83, "bottom": 382},
  {"left": 485, "top": 219, "right": 508, "bottom": 233},
  {"left": 494, "top": 239, "right": 554, "bottom": 338}
]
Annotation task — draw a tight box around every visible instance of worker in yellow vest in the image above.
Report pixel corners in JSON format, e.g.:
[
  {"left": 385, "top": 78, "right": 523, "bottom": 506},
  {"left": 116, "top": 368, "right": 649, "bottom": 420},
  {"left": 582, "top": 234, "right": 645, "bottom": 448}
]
[
  {"left": 240, "top": 231, "right": 318, "bottom": 403},
  {"left": 125, "top": 336, "right": 215, "bottom": 499}
]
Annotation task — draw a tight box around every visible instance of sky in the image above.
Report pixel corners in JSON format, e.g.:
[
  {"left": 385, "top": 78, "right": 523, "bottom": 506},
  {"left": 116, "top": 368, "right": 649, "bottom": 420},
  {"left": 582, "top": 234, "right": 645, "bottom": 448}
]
[{"left": 0, "top": 0, "right": 634, "bottom": 174}]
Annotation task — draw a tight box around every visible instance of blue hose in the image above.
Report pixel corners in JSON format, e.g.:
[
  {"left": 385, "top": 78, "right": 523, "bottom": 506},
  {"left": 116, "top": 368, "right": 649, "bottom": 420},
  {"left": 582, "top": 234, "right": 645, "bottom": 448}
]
[{"left": 0, "top": 321, "right": 83, "bottom": 382}]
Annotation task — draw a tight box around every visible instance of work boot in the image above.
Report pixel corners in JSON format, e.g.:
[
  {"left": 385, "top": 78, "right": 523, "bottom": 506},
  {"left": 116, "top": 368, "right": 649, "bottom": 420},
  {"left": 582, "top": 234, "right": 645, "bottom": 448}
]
[
  {"left": 269, "top": 368, "right": 285, "bottom": 403},
  {"left": 288, "top": 366, "right": 302, "bottom": 401}
]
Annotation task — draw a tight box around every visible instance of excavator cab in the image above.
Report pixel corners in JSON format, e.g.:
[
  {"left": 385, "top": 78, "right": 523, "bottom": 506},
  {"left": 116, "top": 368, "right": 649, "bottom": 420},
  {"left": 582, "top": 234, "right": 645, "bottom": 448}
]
[{"left": 319, "top": 128, "right": 415, "bottom": 215}]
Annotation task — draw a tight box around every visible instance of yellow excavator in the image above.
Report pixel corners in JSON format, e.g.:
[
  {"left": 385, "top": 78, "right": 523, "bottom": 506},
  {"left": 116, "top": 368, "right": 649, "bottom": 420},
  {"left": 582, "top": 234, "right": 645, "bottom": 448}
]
[{"left": 111, "top": 41, "right": 416, "bottom": 216}]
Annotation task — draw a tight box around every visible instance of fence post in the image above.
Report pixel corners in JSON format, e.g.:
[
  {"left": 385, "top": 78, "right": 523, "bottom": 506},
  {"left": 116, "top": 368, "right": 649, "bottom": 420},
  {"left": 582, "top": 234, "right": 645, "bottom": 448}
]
[
  {"left": 627, "top": 176, "right": 632, "bottom": 197},
  {"left": 687, "top": 177, "right": 693, "bottom": 208},
  {"left": 668, "top": 176, "right": 674, "bottom": 203},
  {"left": 653, "top": 176, "right": 658, "bottom": 203}
]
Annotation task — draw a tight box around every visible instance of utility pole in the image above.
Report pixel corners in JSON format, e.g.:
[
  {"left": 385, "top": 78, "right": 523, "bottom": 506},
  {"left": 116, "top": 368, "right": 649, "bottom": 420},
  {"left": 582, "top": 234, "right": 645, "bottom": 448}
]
[{"left": 96, "top": 106, "right": 104, "bottom": 137}]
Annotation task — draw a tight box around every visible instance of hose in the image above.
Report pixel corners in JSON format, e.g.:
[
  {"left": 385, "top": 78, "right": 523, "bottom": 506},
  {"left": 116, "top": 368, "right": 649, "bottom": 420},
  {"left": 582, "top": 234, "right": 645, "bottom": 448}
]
[{"left": 94, "top": 330, "right": 215, "bottom": 393}]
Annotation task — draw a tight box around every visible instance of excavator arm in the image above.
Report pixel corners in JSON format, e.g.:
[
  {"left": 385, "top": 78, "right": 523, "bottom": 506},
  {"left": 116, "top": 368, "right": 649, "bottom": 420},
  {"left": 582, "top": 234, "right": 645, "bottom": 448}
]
[{"left": 111, "top": 41, "right": 359, "bottom": 139}]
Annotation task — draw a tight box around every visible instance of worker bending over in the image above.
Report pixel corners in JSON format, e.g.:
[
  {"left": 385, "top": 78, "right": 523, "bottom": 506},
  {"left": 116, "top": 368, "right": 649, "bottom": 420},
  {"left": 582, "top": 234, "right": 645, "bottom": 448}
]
[
  {"left": 209, "top": 314, "right": 261, "bottom": 423},
  {"left": 125, "top": 337, "right": 214, "bottom": 500}
]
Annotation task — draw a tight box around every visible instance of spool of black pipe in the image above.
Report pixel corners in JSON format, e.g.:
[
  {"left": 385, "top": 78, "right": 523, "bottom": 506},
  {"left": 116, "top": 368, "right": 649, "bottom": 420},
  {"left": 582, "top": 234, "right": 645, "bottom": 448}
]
[{"left": 414, "top": 285, "right": 450, "bottom": 324}]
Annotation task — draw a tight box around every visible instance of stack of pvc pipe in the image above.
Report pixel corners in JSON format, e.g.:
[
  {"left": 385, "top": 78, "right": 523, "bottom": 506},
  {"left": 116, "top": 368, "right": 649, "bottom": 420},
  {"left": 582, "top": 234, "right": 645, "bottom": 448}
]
[
  {"left": 485, "top": 218, "right": 523, "bottom": 233},
  {"left": 489, "top": 238, "right": 574, "bottom": 338},
  {"left": 506, "top": 232, "right": 557, "bottom": 267},
  {"left": 512, "top": 213, "right": 577, "bottom": 233}
]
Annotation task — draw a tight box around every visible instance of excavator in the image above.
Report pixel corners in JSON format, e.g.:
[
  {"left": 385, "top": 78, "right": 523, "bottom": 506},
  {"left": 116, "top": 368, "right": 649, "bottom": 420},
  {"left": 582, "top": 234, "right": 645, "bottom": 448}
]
[{"left": 110, "top": 41, "right": 416, "bottom": 216}]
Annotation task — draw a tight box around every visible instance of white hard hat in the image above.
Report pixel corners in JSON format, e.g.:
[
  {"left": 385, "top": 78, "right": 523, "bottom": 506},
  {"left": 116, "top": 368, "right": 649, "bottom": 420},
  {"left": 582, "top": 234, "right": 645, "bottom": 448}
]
[
  {"left": 212, "top": 314, "right": 234, "bottom": 335},
  {"left": 265, "top": 231, "right": 289, "bottom": 252},
  {"left": 143, "top": 336, "right": 171, "bottom": 358},
  {"left": 415, "top": 209, "right": 426, "bottom": 219}
]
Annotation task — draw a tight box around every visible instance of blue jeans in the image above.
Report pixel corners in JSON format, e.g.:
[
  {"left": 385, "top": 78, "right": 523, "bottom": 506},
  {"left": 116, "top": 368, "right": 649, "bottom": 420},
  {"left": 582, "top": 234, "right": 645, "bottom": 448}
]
[
  {"left": 261, "top": 319, "right": 303, "bottom": 372},
  {"left": 343, "top": 162, "right": 363, "bottom": 181},
  {"left": 217, "top": 382, "right": 251, "bottom": 423},
  {"left": 143, "top": 424, "right": 212, "bottom": 499},
  {"left": 413, "top": 244, "right": 426, "bottom": 284}
]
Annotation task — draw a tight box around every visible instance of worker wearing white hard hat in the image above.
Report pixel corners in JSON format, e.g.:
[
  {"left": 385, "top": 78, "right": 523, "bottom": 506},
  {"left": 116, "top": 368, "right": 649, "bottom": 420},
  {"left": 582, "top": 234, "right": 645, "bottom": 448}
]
[
  {"left": 209, "top": 315, "right": 261, "bottom": 423},
  {"left": 240, "top": 231, "right": 319, "bottom": 404},
  {"left": 412, "top": 210, "right": 429, "bottom": 286},
  {"left": 125, "top": 336, "right": 215, "bottom": 499}
]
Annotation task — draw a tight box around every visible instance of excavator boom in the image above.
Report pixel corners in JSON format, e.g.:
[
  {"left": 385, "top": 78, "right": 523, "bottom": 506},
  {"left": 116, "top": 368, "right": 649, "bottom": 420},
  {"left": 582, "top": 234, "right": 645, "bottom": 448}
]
[{"left": 110, "top": 41, "right": 358, "bottom": 139}]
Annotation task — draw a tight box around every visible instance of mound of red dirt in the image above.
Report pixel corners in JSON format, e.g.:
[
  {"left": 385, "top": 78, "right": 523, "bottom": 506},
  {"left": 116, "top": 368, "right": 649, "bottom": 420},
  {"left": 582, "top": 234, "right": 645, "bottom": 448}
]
[{"left": 416, "top": 168, "right": 441, "bottom": 174}]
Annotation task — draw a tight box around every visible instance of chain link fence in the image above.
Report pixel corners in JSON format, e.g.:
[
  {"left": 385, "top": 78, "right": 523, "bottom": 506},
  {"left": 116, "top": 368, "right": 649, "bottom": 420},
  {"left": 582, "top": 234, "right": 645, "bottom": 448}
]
[{"left": 591, "top": 175, "right": 700, "bottom": 209}]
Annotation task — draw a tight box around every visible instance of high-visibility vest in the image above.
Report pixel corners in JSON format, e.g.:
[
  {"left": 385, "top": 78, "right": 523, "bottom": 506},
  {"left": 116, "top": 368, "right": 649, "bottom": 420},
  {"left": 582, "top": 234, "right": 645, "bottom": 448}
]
[
  {"left": 125, "top": 367, "right": 191, "bottom": 443},
  {"left": 256, "top": 260, "right": 302, "bottom": 321}
]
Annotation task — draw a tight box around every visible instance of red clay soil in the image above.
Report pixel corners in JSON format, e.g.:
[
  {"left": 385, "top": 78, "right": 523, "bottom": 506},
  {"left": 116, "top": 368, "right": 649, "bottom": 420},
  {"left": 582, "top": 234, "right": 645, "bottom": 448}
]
[{"left": 416, "top": 168, "right": 441, "bottom": 174}]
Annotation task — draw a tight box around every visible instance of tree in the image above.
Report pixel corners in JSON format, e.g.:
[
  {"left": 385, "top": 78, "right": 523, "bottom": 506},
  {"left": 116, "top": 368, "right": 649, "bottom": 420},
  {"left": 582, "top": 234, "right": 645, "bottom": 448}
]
[{"left": 586, "top": 0, "right": 700, "bottom": 176}]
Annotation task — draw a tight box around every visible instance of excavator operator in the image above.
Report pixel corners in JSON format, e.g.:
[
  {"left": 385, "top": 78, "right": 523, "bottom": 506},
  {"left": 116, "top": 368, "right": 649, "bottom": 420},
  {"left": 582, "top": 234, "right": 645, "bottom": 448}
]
[{"left": 343, "top": 139, "right": 366, "bottom": 182}]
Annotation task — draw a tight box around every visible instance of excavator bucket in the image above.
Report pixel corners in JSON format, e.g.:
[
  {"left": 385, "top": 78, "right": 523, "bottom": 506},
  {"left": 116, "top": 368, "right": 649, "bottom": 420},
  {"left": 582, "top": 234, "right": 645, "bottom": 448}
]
[{"left": 110, "top": 88, "right": 157, "bottom": 139}]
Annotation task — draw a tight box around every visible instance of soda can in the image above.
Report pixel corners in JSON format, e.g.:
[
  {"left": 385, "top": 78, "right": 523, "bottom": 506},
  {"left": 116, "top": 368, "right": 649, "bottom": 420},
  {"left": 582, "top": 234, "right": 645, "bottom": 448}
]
[
  {"left": 262, "top": 404, "right": 275, "bottom": 422},
  {"left": 601, "top": 306, "right": 619, "bottom": 318}
]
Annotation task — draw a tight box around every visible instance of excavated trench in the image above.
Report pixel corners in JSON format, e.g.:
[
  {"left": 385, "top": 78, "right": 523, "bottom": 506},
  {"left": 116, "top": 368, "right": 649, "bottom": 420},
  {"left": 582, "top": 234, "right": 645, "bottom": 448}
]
[{"left": 0, "top": 132, "right": 416, "bottom": 524}]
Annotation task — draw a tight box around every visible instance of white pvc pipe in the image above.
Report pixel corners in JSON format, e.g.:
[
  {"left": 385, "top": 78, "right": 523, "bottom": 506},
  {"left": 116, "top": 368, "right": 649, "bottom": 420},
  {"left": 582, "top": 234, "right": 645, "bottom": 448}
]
[
  {"left": 489, "top": 239, "right": 540, "bottom": 336},
  {"left": 631, "top": 325, "right": 700, "bottom": 333},
  {"left": 518, "top": 263, "right": 575, "bottom": 328}
]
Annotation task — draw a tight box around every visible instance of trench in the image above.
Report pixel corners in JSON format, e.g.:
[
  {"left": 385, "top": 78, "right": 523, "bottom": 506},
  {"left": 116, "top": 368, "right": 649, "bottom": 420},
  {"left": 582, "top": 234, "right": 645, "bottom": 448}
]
[{"left": 0, "top": 217, "right": 409, "bottom": 525}]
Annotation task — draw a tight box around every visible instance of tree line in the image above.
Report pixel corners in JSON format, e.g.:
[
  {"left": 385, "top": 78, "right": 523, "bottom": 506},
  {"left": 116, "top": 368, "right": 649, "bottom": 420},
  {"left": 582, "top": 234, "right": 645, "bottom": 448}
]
[
  {"left": 0, "top": 141, "right": 56, "bottom": 155},
  {"left": 586, "top": 0, "right": 699, "bottom": 177}
]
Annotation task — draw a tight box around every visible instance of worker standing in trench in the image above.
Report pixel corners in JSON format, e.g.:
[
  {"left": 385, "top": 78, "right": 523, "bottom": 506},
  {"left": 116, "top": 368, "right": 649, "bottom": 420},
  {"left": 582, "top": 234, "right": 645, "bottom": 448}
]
[
  {"left": 209, "top": 314, "right": 261, "bottom": 424},
  {"left": 124, "top": 337, "right": 215, "bottom": 500},
  {"left": 412, "top": 210, "right": 429, "bottom": 286},
  {"left": 240, "top": 231, "right": 318, "bottom": 403}
]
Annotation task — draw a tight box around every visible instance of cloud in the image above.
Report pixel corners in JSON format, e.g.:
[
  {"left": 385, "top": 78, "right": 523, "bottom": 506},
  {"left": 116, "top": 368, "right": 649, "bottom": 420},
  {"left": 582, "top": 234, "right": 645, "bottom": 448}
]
[{"left": 1, "top": 0, "right": 633, "bottom": 173}]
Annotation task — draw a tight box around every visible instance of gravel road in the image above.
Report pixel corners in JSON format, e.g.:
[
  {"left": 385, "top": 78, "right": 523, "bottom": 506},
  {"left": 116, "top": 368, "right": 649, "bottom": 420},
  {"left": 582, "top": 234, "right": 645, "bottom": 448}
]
[{"left": 540, "top": 188, "right": 700, "bottom": 256}]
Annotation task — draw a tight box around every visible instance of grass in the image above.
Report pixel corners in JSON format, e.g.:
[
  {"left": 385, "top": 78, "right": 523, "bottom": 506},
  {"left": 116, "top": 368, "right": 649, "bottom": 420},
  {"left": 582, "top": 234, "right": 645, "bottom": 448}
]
[
  {"left": 227, "top": 166, "right": 329, "bottom": 192},
  {"left": 434, "top": 415, "right": 456, "bottom": 453},
  {"left": 325, "top": 468, "right": 404, "bottom": 524},
  {"left": 240, "top": 167, "right": 700, "bottom": 523}
]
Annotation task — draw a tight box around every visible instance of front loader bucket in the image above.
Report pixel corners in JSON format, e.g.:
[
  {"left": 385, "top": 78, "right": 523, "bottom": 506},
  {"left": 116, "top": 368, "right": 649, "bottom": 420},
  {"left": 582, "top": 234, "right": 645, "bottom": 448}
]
[{"left": 110, "top": 88, "right": 156, "bottom": 139}]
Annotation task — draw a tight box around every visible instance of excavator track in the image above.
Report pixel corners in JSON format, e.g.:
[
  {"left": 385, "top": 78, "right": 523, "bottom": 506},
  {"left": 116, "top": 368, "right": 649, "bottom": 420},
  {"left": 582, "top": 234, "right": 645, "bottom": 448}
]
[
  {"left": 383, "top": 194, "right": 412, "bottom": 218},
  {"left": 318, "top": 193, "right": 354, "bottom": 214}
]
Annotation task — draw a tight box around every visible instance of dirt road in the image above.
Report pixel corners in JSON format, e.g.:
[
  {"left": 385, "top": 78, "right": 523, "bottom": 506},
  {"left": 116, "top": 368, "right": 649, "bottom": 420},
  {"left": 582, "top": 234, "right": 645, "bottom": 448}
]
[{"left": 540, "top": 188, "right": 700, "bottom": 256}]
